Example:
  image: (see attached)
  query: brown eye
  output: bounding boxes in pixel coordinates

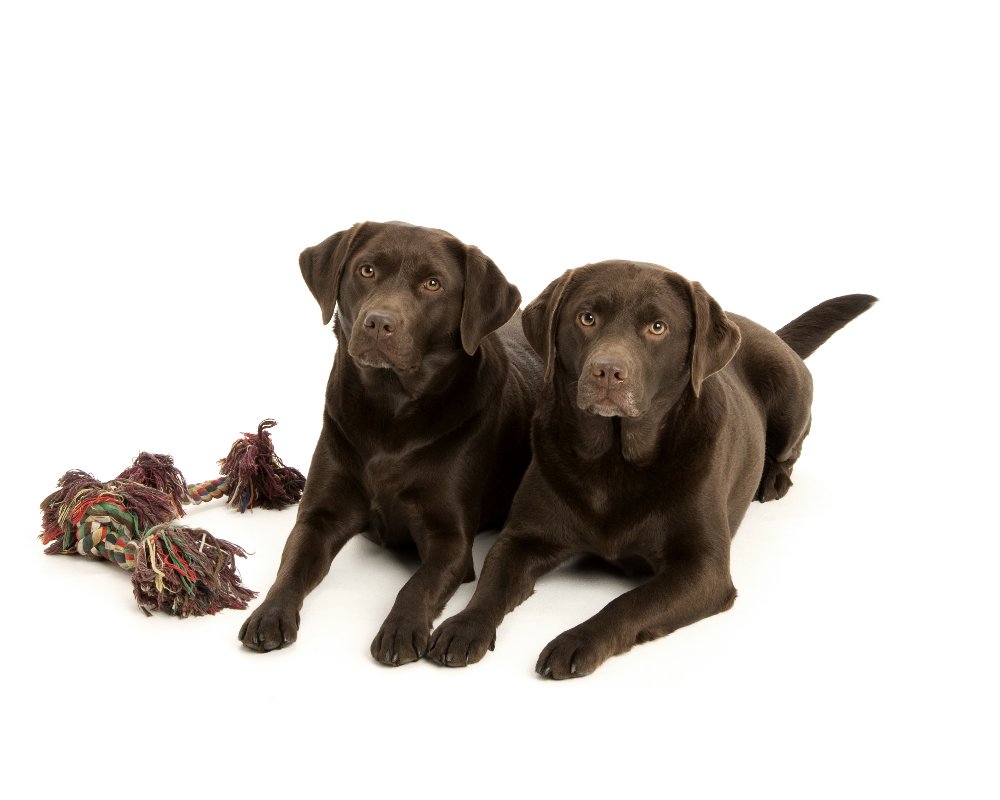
[579,311,596,327]
[423,277,442,292]
[359,264,375,278]
[649,321,668,335]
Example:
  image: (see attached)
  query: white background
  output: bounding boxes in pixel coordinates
[2,1,997,797]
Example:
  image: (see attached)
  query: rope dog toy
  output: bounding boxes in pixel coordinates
[39,419,304,617]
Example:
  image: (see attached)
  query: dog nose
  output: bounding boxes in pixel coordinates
[363,310,396,335]
[591,359,628,384]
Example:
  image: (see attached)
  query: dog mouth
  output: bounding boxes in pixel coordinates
[347,341,417,372]
[577,389,642,418]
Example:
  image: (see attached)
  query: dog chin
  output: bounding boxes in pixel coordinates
[581,400,642,418]
[350,349,416,372]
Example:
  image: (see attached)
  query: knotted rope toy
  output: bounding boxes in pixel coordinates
[39,419,305,617]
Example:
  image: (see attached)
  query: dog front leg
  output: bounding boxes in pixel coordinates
[370,515,476,666]
[536,551,737,679]
[239,433,366,652]
[426,531,572,667]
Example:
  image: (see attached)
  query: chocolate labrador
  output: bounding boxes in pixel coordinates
[239,221,541,664]
[426,260,875,677]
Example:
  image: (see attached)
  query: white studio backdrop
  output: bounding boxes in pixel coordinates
[2,2,996,798]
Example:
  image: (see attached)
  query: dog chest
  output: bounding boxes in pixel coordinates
[361,452,415,540]
[360,447,463,547]
[568,506,668,573]
[585,523,665,575]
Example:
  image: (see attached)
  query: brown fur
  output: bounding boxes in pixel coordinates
[426,260,875,678]
[239,221,541,664]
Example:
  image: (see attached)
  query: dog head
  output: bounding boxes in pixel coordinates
[300,221,520,373]
[522,261,741,417]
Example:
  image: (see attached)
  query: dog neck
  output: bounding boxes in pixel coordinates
[549,378,689,466]
[357,348,471,400]
[333,326,500,421]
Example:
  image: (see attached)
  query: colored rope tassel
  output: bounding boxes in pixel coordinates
[115,452,189,518]
[185,419,305,512]
[131,525,255,617]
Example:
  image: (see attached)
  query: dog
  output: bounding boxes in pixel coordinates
[426,260,875,678]
[239,221,541,664]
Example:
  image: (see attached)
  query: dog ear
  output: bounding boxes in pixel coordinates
[522,269,576,382]
[681,278,742,397]
[299,222,367,325]
[460,246,521,355]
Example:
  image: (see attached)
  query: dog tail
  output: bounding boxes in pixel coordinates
[776,294,878,359]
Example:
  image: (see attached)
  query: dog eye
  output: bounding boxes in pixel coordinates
[648,321,668,335]
[359,264,376,278]
[423,277,442,292]
[579,311,596,327]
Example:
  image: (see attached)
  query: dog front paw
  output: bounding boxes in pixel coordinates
[371,615,430,666]
[536,630,610,679]
[238,595,301,652]
[425,613,496,667]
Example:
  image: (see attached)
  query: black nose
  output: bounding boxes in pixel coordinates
[592,360,628,384]
[363,310,396,334]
